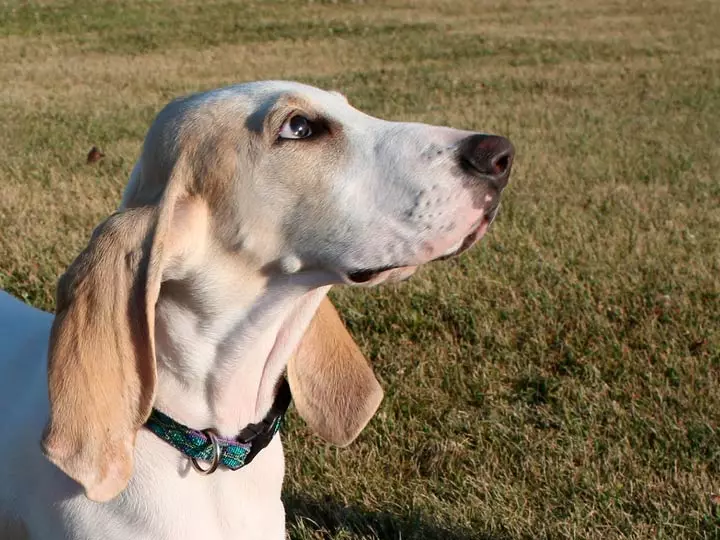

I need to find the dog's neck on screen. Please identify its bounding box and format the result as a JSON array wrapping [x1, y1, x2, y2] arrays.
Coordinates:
[[151, 259, 332, 437]]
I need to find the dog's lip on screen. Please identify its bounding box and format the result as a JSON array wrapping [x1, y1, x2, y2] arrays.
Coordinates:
[[436, 206, 498, 261], [345, 265, 415, 284], [346, 266, 395, 283], [343, 208, 499, 284]]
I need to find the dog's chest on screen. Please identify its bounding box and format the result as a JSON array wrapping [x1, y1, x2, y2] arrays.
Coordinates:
[[56, 432, 288, 540], [139, 431, 287, 539]]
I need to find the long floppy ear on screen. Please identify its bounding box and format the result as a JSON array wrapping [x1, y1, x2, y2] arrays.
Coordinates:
[[41, 206, 163, 502], [287, 298, 383, 446]]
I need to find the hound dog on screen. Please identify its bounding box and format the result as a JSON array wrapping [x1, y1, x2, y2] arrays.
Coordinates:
[[0, 81, 514, 540]]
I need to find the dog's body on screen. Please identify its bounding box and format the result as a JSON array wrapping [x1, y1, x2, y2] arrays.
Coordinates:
[[0, 81, 513, 540], [1, 289, 288, 540]]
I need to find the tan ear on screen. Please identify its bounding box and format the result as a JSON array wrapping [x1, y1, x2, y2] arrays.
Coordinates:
[[41, 206, 162, 502], [287, 298, 383, 446]]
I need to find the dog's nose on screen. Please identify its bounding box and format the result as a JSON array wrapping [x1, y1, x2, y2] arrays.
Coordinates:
[[459, 134, 515, 188]]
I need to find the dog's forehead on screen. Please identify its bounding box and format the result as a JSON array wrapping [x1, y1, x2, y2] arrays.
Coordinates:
[[202, 81, 367, 123]]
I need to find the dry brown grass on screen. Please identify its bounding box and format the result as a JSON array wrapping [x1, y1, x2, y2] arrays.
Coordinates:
[[1, 0, 719, 538]]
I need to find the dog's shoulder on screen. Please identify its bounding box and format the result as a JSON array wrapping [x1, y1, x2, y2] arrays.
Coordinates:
[[0, 290, 52, 335], [0, 290, 52, 405]]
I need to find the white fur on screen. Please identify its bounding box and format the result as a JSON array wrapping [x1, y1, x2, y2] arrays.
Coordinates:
[[0, 81, 510, 539]]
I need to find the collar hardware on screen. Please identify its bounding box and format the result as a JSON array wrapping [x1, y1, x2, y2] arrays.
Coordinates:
[[190, 428, 221, 475], [145, 378, 292, 474]]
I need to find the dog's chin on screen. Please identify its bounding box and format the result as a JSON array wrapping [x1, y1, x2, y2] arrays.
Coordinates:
[[436, 209, 495, 261], [342, 208, 499, 286]]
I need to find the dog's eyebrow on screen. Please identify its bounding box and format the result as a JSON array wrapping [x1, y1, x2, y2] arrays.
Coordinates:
[[329, 90, 348, 103], [245, 94, 316, 136]]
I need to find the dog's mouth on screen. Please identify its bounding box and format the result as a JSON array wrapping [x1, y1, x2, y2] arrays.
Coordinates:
[[437, 205, 499, 261], [344, 206, 499, 285], [345, 265, 417, 285]]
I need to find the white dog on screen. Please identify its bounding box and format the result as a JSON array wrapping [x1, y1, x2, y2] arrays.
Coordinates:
[[0, 81, 514, 540]]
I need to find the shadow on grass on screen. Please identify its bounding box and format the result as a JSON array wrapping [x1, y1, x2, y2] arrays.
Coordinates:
[[284, 492, 519, 540]]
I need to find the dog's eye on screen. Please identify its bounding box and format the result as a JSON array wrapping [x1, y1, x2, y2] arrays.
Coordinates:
[[279, 115, 313, 140]]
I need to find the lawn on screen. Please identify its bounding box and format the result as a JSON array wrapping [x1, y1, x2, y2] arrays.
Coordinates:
[[1, 0, 718, 538]]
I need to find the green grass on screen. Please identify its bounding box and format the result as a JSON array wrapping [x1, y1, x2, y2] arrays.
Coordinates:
[[1, 0, 719, 538]]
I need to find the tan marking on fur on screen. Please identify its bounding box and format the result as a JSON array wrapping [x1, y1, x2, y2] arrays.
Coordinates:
[[41, 152, 201, 501], [42, 88, 380, 500], [41, 207, 159, 502], [288, 297, 383, 446]]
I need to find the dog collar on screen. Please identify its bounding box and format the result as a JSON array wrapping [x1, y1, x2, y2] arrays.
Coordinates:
[[144, 378, 292, 474]]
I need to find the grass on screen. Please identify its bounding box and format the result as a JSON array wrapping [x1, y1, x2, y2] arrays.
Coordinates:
[[1, 0, 719, 538]]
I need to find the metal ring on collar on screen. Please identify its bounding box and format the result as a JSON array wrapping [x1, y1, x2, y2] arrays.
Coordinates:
[[191, 428, 221, 475]]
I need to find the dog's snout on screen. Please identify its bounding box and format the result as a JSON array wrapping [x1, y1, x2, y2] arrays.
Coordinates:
[[459, 134, 515, 188]]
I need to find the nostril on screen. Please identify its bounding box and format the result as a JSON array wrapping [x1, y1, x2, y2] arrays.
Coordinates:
[[493, 153, 510, 176]]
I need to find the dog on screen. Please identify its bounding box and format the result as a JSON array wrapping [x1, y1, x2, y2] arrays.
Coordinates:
[[0, 80, 514, 539]]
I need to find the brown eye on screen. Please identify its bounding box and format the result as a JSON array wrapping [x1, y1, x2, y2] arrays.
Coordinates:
[[279, 115, 312, 139]]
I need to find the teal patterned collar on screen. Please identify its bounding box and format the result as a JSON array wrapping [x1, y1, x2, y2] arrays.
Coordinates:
[[144, 378, 292, 474]]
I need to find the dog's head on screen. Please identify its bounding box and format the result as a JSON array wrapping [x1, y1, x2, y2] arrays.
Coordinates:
[[42, 81, 514, 501], [123, 82, 512, 284]]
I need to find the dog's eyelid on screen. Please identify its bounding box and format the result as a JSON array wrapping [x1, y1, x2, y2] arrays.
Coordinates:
[[260, 99, 311, 142], [282, 107, 320, 124], [275, 109, 330, 141]]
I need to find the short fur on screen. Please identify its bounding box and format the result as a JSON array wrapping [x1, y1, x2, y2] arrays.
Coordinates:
[[0, 81, 512, 540]]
